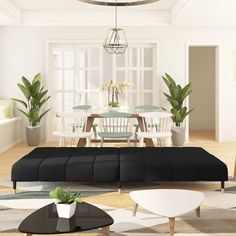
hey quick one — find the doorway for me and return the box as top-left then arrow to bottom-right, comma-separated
188,46 -> 218,141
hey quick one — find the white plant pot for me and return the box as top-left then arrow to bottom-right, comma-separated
171,125 -> 186,147
26,125 -> 41,146
56,202 -> 77,219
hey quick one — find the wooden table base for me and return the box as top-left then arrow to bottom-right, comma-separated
195,206 -> 201,217
169,218 -> 175,236
132,204 -> 201,236
132,202 -> 138,216
100,226 -> 110,236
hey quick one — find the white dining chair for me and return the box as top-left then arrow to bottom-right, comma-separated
98,112 -> 133,147
137,112 -> 172,147
54,112 -> 93,147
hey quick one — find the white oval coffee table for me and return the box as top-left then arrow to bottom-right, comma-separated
129,189 -> 204,236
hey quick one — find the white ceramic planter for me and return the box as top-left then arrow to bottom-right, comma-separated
56,201 -> 76,219
26,125 -> 41,146
171,126 -> 186,147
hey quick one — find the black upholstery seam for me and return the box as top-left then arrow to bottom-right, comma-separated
92,148 -> 98,182
64,148 -> 75,181
141,148 -> 147,183
38,148 -> 56,180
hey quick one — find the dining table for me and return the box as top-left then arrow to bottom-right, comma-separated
76,107 -> 157,147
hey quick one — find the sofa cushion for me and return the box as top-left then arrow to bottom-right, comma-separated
66,148 -> 97,181
11,147 -> 55,181
39,148 -> 75,181
120,148 -> 146,181
94,148 -> 120,181
11,147 -> 228,183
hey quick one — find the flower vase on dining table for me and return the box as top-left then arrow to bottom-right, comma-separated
108,85 -> 120,111
101,80 -> 130,112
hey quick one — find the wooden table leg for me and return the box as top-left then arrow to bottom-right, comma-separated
100,226 -> 110,236
77,116 -> 95,147
137,117 -> 154,147
169,217 -> 175,236
195,206 -> 200,217
132,202 -> 138,216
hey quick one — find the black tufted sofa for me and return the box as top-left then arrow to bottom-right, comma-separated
11,147 -> 228,192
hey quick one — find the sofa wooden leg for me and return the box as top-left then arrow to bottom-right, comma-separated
221,181 -> 225,193
118,182 -> 122,194
13,181 -> 16,194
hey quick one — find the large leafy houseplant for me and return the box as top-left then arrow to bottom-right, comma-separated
162,73 -> 193,127
12,73 -> 51,146
162,73 -> 193,146
12,73 -> 51,127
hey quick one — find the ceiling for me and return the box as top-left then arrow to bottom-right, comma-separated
1,0 -> 236,26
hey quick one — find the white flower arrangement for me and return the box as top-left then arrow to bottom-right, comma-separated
101,80 -> 131,107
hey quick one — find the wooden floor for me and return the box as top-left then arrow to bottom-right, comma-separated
0,131 -> 235,236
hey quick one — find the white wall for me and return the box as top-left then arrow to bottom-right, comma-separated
189,46 -> 215,131
0,26 -> 236,141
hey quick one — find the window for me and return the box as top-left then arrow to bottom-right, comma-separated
47,42 -> 157,141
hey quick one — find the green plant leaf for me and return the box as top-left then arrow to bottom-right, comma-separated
49,187 -> 81,204
38,90 -> 48,101
18,83 -> 30,100
38,108 -> 51,122
39,96 -> 50,108
162,73 -> 193,125
32,73 -> 41,85
11,98 -> 27,109
22,77 -> 31,90
31,81 -> 40,97
181,83 -> 192,102
15,73 -> 50,126
165,73 -> 176,85
17,108 -> 29,118
28,108 -> 39,126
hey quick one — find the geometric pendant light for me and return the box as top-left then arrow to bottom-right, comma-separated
103,0 -> 128,54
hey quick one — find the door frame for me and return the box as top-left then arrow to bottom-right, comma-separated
185,43 -> 221,142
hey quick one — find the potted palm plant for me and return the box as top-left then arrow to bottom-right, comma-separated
50,187 -> 81,219
162,73 -> 193,146
12,73 -> 51,146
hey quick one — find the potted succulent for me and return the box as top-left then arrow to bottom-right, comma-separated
162,73 -> 193,146
11,73 -> 51,146
50,187 -> 81,219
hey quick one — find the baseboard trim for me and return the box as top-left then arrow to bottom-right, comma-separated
0,139 -> 21,154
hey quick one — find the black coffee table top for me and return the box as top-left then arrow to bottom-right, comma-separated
18,202 -> 114,234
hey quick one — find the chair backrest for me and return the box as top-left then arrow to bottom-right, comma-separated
139,112 -> 172,133
72,105 -> 92,110
56,112 -> 90,132
99,112 -> 131,133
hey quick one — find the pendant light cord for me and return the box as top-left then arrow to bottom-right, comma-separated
115,0 -> 117,28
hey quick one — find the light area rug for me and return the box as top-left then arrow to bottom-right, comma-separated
0,188 -> 236,236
